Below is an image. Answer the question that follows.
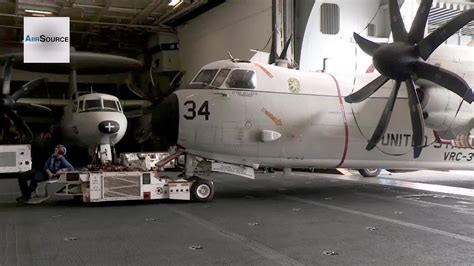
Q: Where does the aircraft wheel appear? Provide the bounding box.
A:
[358,168,381,177]
[73,195,83,202]
[191,178,214,202]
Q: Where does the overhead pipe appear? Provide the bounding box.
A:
[0,12,176,33]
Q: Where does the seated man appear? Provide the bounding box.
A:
[17,144,74,203]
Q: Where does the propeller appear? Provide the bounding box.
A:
[345,0,474,158]
[124,71,185,144]
[1,57,48,142]
[125,71,185,118]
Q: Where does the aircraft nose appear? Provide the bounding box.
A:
[98,120,120,134]
[151,93,179,146]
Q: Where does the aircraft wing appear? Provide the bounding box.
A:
[17,98,70,107]
[18,98,148,108]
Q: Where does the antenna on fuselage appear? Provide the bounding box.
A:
[268,33,293,68]
[275,35,293,68]
[268,26,277,65]
[227,51,235,62]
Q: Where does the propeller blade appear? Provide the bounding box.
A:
[125,78,147,99]
[11,78,45,101]
[415,61,472,103]
[405,78,425,158]
[2,56,14,95]
[389,0,408,42]
[170,71,184,91]
[7,110,33,142]
[417,9,474,60]
[345,75,390,103]
[408,0,432,44]
[366,80,401,150]
[278,34,293,60]
[353,33,381,57]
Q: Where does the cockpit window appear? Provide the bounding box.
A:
[212,69,231,87]
[84,100,102,111]
[79,98,122,112]
[193,69,218,84]
[103,100,119,111]
[226,70,256,89]
[116,101,123,112]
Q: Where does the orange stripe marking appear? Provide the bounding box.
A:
[261,107,282,126]
[254,63,274,79]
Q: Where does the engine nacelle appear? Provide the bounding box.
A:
[421,87,474,140]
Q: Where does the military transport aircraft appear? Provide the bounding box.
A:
[0,52,143,162]
[146,0,474,194]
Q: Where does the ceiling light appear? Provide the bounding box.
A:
[25,9,53,15]
[168,0,182,7]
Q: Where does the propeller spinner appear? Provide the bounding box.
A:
[345,0,474,158]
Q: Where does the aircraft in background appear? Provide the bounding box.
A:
[58,92,127,157]
[144,0,474,198]
[0,51,143,163]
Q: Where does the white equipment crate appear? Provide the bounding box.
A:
[0,144,32,173]
[57,170,192,202]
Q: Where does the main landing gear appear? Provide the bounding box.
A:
[189,177,215,202]
[358,168,381,177]
[184,154,215,202]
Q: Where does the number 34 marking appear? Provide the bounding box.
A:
[183,100,210,120]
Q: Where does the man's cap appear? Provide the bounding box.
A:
[56,144,67,155]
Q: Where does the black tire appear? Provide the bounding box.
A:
[358,168,381,177]
[73,195,83,202]
[190,178,215,202]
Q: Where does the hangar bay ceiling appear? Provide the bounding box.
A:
[0,1,472,60]
[0,0,223,54]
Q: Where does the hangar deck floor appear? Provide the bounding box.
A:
[0,170,473,265]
